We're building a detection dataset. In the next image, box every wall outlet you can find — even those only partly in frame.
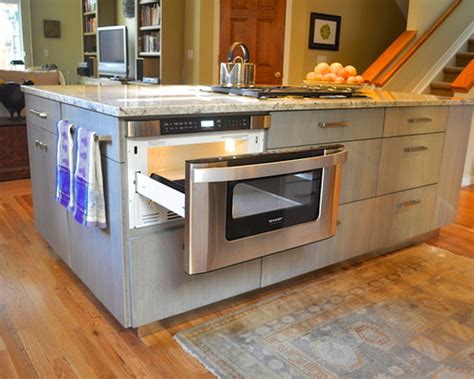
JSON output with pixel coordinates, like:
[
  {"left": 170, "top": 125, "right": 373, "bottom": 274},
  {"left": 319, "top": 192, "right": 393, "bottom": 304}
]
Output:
[
  {"left": 43, "top": 49, "right": 49, "bottom": 57},
  {"left": 187, "top": 49, "right": 194, "bottom": 60},
  {"left": 316, "top": 55, "right": 327, "bottom": 63}
]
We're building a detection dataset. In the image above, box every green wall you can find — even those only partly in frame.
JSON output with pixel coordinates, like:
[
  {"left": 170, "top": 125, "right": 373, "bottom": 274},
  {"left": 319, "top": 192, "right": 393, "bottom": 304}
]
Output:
[
  {"left": 30, "top": 0, "right": 82, "bottom": 83},
  {"left": 286, "top": 0, "right": 407, "bottom": 84}
]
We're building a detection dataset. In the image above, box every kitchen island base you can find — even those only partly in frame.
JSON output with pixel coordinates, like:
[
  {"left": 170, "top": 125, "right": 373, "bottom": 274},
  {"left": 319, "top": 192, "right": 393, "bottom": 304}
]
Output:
[{"left": 22, "top": 85, "right": 473, "bottom": 331}]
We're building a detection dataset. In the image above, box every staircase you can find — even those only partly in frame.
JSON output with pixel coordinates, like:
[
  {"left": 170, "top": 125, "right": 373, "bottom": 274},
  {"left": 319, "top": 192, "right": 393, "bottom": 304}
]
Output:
[{"left": 430, "top": 38, "right": 474, "bottom": 96}]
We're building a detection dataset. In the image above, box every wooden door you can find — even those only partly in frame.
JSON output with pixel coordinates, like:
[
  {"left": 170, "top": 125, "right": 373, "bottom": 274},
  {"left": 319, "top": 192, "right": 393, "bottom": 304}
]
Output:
[{"left": 220, "top": 0, "right": 286, "bottom": 85}]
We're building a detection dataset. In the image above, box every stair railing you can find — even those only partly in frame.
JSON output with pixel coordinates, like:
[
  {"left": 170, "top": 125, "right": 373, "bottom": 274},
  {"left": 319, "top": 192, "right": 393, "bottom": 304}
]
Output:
[
  {"left": 364, "top": 0, "right": 463, "bottom": 87},
  {"left": 451, "top": 59, "right": 474, "bottom": 93}
]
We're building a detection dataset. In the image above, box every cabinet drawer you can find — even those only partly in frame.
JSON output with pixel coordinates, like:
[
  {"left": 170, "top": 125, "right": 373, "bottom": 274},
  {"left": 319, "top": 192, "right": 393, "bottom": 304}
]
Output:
[
  {"left": 267, "top": 108, "right": 384, "bottom": 148},
  {"left": 340, "top": 139, "right": 381, "bottom": 204},
  {"left": 25, "top": 95, "right": 61, "bottom": 134},
  {"left": 373, "top": 185, "right": 437, "bottom": 248},
  {"left": 377, "top": 133, "right": 444, "bottom": 195},
  {"left": 384, "top": 106, "right": 448, "bottom": 137}
]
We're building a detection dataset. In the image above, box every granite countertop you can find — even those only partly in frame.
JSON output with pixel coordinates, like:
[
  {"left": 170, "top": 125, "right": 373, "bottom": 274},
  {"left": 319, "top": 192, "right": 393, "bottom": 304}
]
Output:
[{"left": 21, "top": 84, "right": 474, "bottom": 118}]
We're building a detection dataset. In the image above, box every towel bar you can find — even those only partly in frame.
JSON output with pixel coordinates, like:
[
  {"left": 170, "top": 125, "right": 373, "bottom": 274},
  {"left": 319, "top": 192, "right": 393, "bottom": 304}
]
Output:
[{"left": 70, "top": 125, "right": 112, "bottom": 142}]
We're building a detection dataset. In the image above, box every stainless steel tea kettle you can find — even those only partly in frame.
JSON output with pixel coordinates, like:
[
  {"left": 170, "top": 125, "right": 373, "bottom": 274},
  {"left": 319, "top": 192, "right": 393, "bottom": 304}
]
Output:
[{"left": 219, "top": 42, "right": 255, "bottom": 87}]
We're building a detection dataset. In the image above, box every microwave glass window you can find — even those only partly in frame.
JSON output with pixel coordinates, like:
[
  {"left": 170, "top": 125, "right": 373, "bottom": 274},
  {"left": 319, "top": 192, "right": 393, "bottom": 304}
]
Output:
[{"left": 226, "top": 169, "right": 323, "bottom": 240}]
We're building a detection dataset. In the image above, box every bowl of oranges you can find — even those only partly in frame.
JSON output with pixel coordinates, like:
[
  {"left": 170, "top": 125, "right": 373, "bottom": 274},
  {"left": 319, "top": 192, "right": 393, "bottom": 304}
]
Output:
[{"left": 304, "top": 62, "right": 366, "bottom": 89}]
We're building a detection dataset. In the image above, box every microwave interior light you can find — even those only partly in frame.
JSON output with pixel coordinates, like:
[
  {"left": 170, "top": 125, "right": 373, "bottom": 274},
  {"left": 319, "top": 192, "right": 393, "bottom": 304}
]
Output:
[{"left": 225, "top": 138, "right": 236, "bottom": 153}]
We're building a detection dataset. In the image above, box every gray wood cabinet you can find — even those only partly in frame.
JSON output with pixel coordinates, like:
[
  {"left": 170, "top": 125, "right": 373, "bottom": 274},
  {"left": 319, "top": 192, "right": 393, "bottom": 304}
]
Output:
[
  {"left": 339, "top": 139, "right": 381, "bottom": 204},
  {"left": 66, "top": 156, "right": 128, "bottom": 325},
  {"left": 26, "top": 107, "right": 70, "bottom": 266},
  {"left": 372, "top": 185, "right": 438, "bottom": 249},
  {"left": 267, "top": 108, "right": 384, "bottom": 149},
  {"left": 261, "top": 197, "right": 378, "bottom": 286},
  {"left": 128, "top": 228, "right": 262, "bottom": 327},
  {"left": 383, "top": 106, "right": 448, "bottom": 137},
  {"left": 376, "top": 133, "right": 444, "bottom": 195}
]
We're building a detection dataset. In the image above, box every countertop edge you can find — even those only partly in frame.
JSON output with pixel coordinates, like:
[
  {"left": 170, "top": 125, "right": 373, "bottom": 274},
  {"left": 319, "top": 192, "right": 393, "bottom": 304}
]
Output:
[{"left": 21, "top": 85, "right": 474, "bottom": 118}]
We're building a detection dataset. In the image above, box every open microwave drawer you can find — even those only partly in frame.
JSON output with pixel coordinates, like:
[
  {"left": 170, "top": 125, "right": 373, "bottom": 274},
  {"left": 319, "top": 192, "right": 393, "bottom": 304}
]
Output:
[{"left": 134, "top": 145, "right": 347, "bottom": 274}]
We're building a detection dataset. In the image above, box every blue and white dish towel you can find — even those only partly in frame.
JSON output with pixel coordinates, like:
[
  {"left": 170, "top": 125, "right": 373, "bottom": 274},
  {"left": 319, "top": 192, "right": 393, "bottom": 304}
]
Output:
[
  {"left": 55, "top": 120, "right": 75, "bottom": 210},
  {"left": 55, "top": 121, "right": 107, "bottom": 229},
  {"left": 73, "top": 127, "right": 107, "bottom": 229}
]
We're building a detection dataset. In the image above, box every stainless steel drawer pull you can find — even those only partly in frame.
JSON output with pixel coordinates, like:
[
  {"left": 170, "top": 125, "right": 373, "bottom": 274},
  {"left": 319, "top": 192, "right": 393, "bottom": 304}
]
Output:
[
  {"left": 318, "top": 121, "right": 349, "bottom": 128},
  {"left": 396, "top": 199, "right": 420, "bottom": 209},
  {"left": 408, "top": 117, "right": 432, "bottom": 124},
  {"left": 404, "top": 146, "right": 428, "bottom": 153},
  {"left": 29, "top": 109, "right": 48, "bottom": 119},
  {"left": 35, "top": 140, "right": 48, "bottom": 151}
]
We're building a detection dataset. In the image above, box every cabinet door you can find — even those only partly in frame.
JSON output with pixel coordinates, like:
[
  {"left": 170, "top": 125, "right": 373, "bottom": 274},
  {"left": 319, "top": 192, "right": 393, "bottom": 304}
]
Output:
[
  {"left": 261, "top": 198, "right": 378, "bottom": 287},
  {"left": 128, "top": 227, "right": 262, "bottom": 326},
  {"left": 27, "top": 125, "right": 51, "bottom": 242},
  {"left": 67, "top": 157, "right": 127, "bottom": 326},
  {"left": 339, "top": 139, "right": 381, "bottom": 204},
  {"left": 42, "top": 130, "right": 71, "bottom": 266}
]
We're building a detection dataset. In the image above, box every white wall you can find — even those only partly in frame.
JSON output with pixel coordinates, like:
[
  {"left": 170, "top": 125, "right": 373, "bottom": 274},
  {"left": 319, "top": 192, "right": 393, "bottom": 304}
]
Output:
[{"left": 406, "top": 0, "right": 452, "bottom": 33}]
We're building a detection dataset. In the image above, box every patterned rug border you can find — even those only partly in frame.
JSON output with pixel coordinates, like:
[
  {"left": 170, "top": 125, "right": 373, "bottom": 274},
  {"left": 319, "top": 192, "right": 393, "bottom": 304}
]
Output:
[{"left": 173, "top": 243, "right": 473, "bottom": 378}]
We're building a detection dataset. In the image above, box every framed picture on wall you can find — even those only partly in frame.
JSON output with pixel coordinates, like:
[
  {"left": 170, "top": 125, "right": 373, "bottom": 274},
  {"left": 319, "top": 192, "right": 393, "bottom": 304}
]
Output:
[
  {"left": 43, "top": 20, "right": 61, "bottom": 38},
  {"left": 309, "top": 13, "right": 341, "bottom": 51}
]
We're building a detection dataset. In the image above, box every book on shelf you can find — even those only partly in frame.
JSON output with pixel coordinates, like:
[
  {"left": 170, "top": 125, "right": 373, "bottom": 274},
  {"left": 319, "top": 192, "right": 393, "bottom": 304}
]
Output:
[
  {"left": 83, "top": 0, "right": 96, "bottom": 13},
  {"left": 84, "top": 17, "right": 97, "bottom": 33},
  {"left": 139, "top": 32, "right": 160, "bottom": 53},
  {"left": 140, "top": 3, "right": 161, "bottom": 27}
]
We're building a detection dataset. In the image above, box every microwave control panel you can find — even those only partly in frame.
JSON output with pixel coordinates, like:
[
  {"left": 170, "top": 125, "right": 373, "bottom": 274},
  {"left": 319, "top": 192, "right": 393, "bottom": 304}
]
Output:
[{"left": 161, "top": 115, "right": 250, "bottom": 135}]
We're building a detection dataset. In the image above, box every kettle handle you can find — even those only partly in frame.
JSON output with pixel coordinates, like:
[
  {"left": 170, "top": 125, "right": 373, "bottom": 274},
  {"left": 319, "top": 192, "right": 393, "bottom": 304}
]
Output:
[{"left": 227, "top": 42, "right": 250, "bottom": 63}]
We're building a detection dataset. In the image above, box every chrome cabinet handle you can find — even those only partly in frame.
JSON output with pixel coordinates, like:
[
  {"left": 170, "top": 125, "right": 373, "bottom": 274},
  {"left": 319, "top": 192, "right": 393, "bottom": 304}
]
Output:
[
  {"left": 34, "top": 140, "right": 48, "bottom": 151},
  {"left": 396, "top": 199, "right": 420, "bottom": 209},
  {"left": 29, "top": 109, "right": 48, "bottom": 119},
  {"left": 408, "top": 117, "right": 432, "bottom": 124},
  {"left": 404, "top": 146, "right": 428, "bottom": 153},
  {"left": 318, "top": 121, "right": 349, "bottom": 128}
]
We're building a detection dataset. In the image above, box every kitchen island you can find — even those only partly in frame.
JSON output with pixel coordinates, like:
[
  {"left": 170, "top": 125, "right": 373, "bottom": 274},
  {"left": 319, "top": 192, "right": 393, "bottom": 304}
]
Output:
[{"left": 21, "top": 84, "right": 473, "bottom": 332}]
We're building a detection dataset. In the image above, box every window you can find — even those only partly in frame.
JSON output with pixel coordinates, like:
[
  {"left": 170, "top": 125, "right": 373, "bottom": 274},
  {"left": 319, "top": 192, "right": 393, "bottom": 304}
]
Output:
[{"left": 0, "top": 0, "right": 24, "bottom": 69}]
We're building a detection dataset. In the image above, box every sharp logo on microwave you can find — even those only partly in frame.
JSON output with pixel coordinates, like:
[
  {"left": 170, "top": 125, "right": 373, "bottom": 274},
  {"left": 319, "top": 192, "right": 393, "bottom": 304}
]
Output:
[{"left": 268, "top": 216, "right": 284, "bottom": 225}]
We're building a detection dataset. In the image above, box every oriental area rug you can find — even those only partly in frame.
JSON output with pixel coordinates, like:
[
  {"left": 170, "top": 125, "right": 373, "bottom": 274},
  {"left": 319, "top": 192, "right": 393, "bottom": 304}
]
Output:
[{"left": 175, "top": 244, "right": 474, "bottom": 378}]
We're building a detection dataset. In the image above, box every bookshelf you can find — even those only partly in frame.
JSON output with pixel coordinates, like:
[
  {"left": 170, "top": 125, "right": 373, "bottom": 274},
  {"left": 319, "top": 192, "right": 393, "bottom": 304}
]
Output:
[
  {"left": 80, "top": 0, "right": 116, "bottom": 77},
  {"left": 136, "top": 0, "right": 184, "bottom": 84}
]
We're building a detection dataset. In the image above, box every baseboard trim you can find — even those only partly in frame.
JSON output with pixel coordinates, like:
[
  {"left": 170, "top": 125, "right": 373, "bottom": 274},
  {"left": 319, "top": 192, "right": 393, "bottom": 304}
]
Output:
[
  {"left": 412, "top": 21, "right": 474, "bottom": 94},
  {"left": 462, "top": 175, "right": 474, "bottom": 187}
]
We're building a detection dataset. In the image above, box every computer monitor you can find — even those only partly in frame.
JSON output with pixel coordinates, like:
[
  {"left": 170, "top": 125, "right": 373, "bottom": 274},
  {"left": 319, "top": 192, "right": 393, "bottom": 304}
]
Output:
[{"left": 97, "top": 26, "right": 128, "bottom": 77}]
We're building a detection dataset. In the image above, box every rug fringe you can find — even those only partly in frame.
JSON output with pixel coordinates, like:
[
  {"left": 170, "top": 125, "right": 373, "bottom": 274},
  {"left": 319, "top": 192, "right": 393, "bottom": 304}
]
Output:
[{"left": 173, "top": 334, "right": 221, "bottom": 379}]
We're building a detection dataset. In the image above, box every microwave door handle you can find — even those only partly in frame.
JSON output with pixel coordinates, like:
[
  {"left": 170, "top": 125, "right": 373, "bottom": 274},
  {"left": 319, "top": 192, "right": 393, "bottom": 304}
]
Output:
[{"left": 191, "top": 149, "right": 347, "bottom": 184}]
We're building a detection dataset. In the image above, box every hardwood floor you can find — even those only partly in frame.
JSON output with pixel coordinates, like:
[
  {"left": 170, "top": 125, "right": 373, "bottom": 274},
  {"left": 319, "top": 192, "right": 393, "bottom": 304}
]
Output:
[
  {"left": 428, "top": 184, "right": 474, "bottom": 258},
  {"left": 0, "top": 179, "right": 472, "bottom": 377}
]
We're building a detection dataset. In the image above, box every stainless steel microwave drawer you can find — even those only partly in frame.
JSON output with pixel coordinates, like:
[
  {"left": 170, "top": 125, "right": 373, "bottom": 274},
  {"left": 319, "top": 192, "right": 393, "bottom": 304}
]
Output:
[
  {"left": 267, "top": 108, "right": 384, "bottom": 148},
  {"left": 25, "top": 95, "right": 61, "bottom": 134},
  {"left": 376, "top": 133, "right": 444, "bottom": 195},
  {"left": 383, "top": 106, "right": 448, "bottom": 137}
]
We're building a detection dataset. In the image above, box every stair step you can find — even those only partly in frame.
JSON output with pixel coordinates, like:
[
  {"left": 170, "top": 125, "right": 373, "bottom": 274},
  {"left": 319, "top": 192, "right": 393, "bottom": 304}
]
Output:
[
  {"left": 443, "top": 66, "right": 463, "bottom": 82},
  {"left": 469, "top": 38, "right": 474, "bottom": 52},
  {"left": 456, "top": 51, "right": 474, "bottom": 66},
  {"left": 430, "top": 81, "right": 453, "bottom": 97}
]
